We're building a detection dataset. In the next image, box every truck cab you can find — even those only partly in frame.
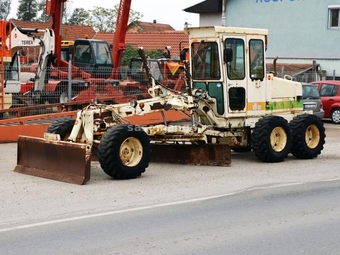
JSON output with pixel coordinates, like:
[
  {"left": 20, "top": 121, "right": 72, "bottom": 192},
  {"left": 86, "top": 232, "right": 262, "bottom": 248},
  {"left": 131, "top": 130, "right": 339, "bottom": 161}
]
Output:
[{"left": 186, "top": 26, "right": 302, "bottom": 126}]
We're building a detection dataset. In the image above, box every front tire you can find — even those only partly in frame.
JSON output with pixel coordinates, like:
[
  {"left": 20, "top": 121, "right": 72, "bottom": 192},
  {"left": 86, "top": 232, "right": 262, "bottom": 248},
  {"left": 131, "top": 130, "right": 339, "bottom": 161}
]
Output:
[
  {"left": 290, "top": 114, "right": 325, "bottom": 159},
  {"left": 251, "top": 116, "right": 292, "bottom": 162},
  {"left": 98, "top": 124, "right": 150, "bottom": 179},
  {"left": 46, "top": 118, "right": 75, "bottom": 140}
]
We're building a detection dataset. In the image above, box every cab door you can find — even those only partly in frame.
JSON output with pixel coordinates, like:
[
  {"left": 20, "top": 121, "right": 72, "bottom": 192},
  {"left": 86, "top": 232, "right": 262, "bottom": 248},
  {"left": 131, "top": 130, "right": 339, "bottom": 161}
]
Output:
[
  {"left": 191, "top": 40, "right": 225, "bottom": 116},
  {"left": 246, "top": 37, "right": 266, "bottom": 115},
  {"left": 223, "top": 36, "right": 247, "bottom": 114}
]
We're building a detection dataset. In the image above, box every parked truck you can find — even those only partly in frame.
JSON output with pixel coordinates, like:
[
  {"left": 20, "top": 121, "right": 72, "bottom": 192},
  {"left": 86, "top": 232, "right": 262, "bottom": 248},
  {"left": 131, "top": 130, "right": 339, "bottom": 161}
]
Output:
[{"left": 15, "top": 26, "right": 326, "bottom": 185}]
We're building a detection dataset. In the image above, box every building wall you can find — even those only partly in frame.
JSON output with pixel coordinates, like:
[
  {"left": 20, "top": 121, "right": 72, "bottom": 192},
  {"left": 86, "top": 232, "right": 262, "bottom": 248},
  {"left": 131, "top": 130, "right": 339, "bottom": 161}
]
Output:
[
  {"left": 199, "top": 13, "right": 224, "bottom": 27},
  {"left": 220, "top": 0, "right": 340, "bottom": 77}
]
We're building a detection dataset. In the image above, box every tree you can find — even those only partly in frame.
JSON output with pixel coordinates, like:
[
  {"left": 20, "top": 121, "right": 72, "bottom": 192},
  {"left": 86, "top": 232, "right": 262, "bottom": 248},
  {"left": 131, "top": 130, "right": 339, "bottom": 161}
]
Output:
[
  {"left": 94, "top": 5, "right": 142, "bottom": 32},
  {"left": 68, "top": 8, "right": 92, "bottom": 26},
  {"left": 121, "top": 44, "right": 163, "bottom": 66},
  {"left": 121, "top": 44, "right": 139, "bottom": 66},
  {"left": 62, "top": 2, "right": 73, "bottom": 24},
  {"left": 0, "top": 0, "right": 11, "bottom": 20},
  {"left": 17, "top": 0, "right": 39, "bottom": 21},
  {"left": 37, "top": 0, "right": 48, "bottom": 22}
]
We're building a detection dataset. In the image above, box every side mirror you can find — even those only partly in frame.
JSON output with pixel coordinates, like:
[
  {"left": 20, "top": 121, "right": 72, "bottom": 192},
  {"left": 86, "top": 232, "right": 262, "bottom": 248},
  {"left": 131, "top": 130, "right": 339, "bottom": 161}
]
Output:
[{"left": 224, "top": 48, "right": 233, "bottom": 63}]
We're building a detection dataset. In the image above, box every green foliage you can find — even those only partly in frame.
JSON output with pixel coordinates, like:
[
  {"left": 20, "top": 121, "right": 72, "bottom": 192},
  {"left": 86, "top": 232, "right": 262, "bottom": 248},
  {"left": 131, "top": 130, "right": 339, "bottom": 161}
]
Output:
[
  {"left": 11, "top": 2, "right": 142, "bottom": 33},
  {"left": 37, "top": 0, "right": 48, "bottom": 22},
  {"left": 121, "top": 44, "right": 164, "bottom": 67},
  {"left": 17, "top": 0, "right": 39, "bottom": 21},
  {"left": 145, "top": 49, "right": 164, "bottom": 59},
  {"left": 90, "top": 7, "right": 115, "bottom": 32},
  {"left": 68, "top": 8, "right": 92, "bottom": 26},
  {"left": 121, "top": 44, "right": 139, "bottom": 66},
  {"left": 68, "top": 4, "right": 143, "bottom": 32},
  {"left": 0, "top": 0, "right": 11, "bottom": 20}
]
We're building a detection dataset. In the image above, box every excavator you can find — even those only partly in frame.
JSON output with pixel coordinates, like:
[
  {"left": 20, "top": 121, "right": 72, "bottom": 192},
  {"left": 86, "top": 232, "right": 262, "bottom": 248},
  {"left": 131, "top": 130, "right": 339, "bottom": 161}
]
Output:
[
  {"left": 0, "top": 21, "right": 55, "bottom": 108},
  {"left": 0, "top": 0, "right": 148, "bottom": 108}
]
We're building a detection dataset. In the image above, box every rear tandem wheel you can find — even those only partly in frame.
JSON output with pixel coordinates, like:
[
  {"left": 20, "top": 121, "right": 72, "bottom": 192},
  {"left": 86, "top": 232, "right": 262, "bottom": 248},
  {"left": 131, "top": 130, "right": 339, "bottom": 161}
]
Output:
[
  {"left": 251, "top": 116, "right": 292, "bottom": 162},
  {"left": 290, "top": 114, "right": 325, "bottom": 159}
]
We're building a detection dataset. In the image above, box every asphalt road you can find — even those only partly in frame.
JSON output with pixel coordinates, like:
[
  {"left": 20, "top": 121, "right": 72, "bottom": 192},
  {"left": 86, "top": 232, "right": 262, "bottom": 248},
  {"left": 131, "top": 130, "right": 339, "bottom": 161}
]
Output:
[
  {"left": 0, "top": 121, "right": 339, "bottom": 254},
  {"left": 1, "top": 179, "right": 340, "bottom": 255}
]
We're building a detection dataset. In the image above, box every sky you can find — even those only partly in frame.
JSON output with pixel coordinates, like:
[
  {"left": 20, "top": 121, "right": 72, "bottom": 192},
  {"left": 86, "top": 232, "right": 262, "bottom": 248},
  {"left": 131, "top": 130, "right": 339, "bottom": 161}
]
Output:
[{"left": 8, "top": 0, "right": 201, "bottom": 30}]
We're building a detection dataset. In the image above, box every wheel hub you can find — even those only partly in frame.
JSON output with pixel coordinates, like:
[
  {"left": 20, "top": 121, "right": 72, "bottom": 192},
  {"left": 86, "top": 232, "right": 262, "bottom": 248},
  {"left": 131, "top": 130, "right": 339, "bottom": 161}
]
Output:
[
  {"left": 332, "top": 109, "right": 340, "bottom": 124},
  {"left": 119, "top": 137, "right": 143, "bottom": 167},
  {"left": 270, "top": 127, "right": 287, "bottom": 152},
  {"left": 305, "top": 124, "right": 320, "bottom": 149}
]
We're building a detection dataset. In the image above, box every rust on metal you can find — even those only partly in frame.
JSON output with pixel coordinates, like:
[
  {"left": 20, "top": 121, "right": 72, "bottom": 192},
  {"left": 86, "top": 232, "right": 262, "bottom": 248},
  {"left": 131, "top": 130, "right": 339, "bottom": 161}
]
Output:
[
  {"left": 151, "top": 143, "right": 231, "bottom": 166},
  {"left": 15, "top": 135, "right": 91, "bottom": 185}
]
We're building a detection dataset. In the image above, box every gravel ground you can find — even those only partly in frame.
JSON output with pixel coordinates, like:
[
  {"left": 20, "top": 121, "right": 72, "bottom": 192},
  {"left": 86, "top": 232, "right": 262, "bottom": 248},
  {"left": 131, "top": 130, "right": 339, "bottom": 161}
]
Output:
[{"left": 0, "top": 121, "right": 339, "bottom": 229}]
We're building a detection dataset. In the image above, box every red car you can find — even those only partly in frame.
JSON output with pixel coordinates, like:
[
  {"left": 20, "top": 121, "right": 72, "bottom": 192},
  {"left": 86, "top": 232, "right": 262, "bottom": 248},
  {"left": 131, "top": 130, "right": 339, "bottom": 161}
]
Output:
[{"left": 310, "top": 81, "right": 340, "bottom": 124}]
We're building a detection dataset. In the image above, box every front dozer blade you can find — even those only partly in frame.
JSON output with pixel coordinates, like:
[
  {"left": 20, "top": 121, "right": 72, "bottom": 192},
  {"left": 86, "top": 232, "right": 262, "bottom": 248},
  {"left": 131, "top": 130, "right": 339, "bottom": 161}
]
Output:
[
  {"left": 151, "top": 143, "right": 231, "bottom": 166},
  {"left": 15, "top": 135, "right": 91, "bottom": 185}
]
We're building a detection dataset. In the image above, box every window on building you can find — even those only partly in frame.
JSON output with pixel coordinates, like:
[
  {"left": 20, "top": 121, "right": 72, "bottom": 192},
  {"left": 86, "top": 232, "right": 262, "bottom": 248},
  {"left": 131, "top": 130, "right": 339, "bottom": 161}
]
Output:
[{"left": 329, "top": 6, "right": 340, "bottom": 28}]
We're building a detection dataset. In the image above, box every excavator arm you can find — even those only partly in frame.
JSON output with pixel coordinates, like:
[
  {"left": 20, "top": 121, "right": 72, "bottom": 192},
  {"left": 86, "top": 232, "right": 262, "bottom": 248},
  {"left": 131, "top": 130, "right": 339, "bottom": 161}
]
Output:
[
  {"left": 111, "top": 0, "right": 132, "bottom": 77},
  {"left": 46, "top": 0, "right": 67, "bottom": 67}
]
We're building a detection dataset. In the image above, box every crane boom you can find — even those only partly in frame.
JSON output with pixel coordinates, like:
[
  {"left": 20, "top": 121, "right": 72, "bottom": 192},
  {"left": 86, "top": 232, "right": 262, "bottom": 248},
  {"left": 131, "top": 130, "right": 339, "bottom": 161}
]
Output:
[
  {"left": 112, "top": 0, "right": 132, "bottom": 70},
  {"left": 46, "top": 0, "right": 67, "bottom": 67}
]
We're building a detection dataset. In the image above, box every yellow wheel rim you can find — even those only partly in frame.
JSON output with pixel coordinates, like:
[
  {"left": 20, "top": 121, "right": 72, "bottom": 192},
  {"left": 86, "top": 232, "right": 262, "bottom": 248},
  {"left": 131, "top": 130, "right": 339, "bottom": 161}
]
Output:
[
  {"left": 270, "top": 127, "right": 287, "bottom": 152},
  {"left": 119, "top": 137, "right": 143, "bottom": 167},
  {"left": 305, "top": 124, "right": 320, "bottom": 149}
]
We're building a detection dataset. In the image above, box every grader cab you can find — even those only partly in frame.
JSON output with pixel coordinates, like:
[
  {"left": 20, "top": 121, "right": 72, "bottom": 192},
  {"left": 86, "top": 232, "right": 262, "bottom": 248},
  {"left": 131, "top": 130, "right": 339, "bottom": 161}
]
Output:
[{"left": 15, "top": 26, "right": 325, "bottom": 184}]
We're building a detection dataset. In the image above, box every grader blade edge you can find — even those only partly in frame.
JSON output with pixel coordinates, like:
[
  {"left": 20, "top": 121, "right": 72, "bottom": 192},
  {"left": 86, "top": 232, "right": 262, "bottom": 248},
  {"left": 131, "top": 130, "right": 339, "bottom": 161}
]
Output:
[
  {"left": 15, "top": 135, "right": 91, "bottom": 185},
  {"left": 151, "top": 143, "right": 231, "bottom": 166}
]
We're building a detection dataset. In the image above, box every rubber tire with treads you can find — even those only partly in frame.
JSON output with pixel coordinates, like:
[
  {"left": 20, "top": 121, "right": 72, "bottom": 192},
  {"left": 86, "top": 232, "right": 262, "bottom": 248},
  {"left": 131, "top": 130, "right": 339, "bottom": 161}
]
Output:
[
  {"left": 98, "top": 124, "right": 150, "bottom": 179},
  {"left": 46, "top": 118, "right": 75, "bottom": 140},
  {"left": 251, "top": 116, "right": 292, "bottom": 162},
  {"left": 290, "top": 114, "right": 325, "bottom": 159}
]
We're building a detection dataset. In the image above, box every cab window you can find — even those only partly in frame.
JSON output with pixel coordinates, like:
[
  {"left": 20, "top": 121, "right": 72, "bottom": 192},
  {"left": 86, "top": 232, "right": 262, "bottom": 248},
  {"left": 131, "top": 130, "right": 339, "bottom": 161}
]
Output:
[
  {"left": 249, "top": 39, "right": 264, "bottom": 81},
  {"left": 225, "top": 38, "right": 245, "bottom": 80},
  {"left": 229, "top": 87, "right": 245, "bottom": 110},
  {"left": 191, "top": 42, "right": 220, "bottom": 80}
]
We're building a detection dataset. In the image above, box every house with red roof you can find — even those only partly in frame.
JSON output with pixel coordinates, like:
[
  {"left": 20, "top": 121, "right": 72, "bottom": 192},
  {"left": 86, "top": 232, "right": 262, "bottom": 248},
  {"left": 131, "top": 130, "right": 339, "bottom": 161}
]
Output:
[{"left": 10, "top": 19, "right": 188, "bottom": 63}]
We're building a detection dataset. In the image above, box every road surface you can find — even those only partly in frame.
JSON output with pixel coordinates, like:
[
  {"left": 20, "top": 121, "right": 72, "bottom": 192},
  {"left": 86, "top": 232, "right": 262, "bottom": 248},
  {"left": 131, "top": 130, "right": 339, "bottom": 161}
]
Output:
[{"left": 0, "top": 122, "right": 339, "bottom": 254}]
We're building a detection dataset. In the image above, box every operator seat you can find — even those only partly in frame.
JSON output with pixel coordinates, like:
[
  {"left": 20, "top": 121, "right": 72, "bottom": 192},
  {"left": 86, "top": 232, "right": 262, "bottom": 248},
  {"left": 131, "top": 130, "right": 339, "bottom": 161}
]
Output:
[{"left": 80, "top": 52, "right": 92, "bottom": 63}]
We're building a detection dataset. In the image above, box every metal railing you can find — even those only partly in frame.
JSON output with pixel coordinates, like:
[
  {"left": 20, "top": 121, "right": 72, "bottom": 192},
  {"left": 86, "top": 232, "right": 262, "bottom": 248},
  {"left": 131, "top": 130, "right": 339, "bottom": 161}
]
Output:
[{"left": 1, "top": 65, "right": 181, "bottom": 119}]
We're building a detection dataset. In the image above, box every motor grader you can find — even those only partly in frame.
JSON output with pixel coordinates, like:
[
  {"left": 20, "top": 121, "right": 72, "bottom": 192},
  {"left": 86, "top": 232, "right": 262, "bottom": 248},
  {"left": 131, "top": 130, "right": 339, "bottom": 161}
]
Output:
[{"left": 15, "top": 26, "right": 326, "bottom": 185}]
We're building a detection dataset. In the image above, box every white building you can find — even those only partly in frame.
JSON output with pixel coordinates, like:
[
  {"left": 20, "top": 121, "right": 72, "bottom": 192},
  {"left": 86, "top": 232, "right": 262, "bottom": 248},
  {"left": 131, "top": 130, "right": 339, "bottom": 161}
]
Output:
[{"left": 185, "top": 0, "right": 340, "bottom": 80}]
